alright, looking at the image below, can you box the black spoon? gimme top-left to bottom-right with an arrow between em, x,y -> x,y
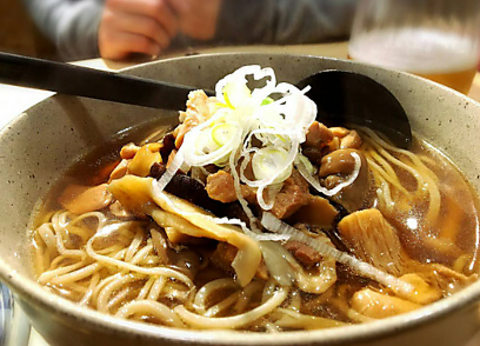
0,52 -> 411,148
297,70 -> 412,149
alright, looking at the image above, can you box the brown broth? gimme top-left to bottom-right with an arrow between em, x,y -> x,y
380,139 -> 480,274
33,122 -> 175,225
29,129 -> 480,330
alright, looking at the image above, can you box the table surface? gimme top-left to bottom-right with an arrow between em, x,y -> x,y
1,42 -> 480,346
1,42 -> 479,125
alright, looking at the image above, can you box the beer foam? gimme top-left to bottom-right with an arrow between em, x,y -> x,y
349,28 -> 480,74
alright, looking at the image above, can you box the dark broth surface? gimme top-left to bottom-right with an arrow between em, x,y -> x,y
29,126 -> 480,331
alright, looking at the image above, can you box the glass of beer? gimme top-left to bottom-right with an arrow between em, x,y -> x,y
349,0 -> 480,94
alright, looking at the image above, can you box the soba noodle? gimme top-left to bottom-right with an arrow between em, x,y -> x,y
30,66 -> 479,331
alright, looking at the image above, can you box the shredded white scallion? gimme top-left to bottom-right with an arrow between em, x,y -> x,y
152,65 -> 365,257
260,212 -> 415,297
147,66 -> 411,296
153,65 -> 327,215
151,180 -> 288,242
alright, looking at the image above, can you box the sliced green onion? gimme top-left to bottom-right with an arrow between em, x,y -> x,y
252,147 -> 293,184
261,97 -> 274,106
223,81 -> 251,109
195,127 -> 218,154
297,153 -> 316,175
212,123 -> 237,147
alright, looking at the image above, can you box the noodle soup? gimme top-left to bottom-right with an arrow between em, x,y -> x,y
30,66 -> 480,332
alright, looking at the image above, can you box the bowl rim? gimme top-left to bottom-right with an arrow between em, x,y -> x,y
1,52 -> 480,344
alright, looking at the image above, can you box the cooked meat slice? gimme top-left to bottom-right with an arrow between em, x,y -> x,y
290,195 -> 338,227
206,170 -> 238,203
351,289 -> 421,319
284,240 -> 322,268
58,184 -> 113,215
281,231 -> 337,294
205,170 -> 257,205
271,170 -> 310,219
120,142 -> 140,160
340,130 -> 362,149
337,208 -> 408,276
240,184 -> 257,204
242,155 -> 256,182
305,121 -> 333,147
174,90 -> 218,148
210,242 -> 268,280
329,127 -> 350,138
319,148 -> 370,212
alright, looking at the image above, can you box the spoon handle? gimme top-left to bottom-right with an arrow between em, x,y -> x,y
0,52 -> 209,110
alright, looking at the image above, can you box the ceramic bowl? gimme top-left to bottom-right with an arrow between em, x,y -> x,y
0,54 -> 480,346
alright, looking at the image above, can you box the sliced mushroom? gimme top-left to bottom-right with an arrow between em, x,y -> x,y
120,142 -> 140,160
109,159 -> 129,182
319,148 -> 370,212
128,143 -> 162,177
290,195 -> 339,227
108,175 -> 262,287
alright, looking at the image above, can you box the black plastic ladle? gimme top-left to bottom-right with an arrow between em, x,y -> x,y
0,52 -> 411,148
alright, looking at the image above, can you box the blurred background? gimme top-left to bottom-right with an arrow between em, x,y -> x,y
0,0 -> 57,59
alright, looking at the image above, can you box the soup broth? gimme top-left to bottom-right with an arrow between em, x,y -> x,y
29,66 -> 480,331
29,128 -> 480,331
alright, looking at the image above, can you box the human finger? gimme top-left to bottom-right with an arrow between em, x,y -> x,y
107,0 -> 179,39
164,0 -> 190,15
108,11 -> 171,49
99,27 -> 161,60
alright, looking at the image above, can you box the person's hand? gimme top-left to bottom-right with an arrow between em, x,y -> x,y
166,0 -> 222,41
98,0 -> 179,60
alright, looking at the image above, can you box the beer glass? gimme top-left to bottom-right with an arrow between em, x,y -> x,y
349,0 -> 480,94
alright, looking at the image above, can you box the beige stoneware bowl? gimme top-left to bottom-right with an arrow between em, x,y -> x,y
1,54 -> 480,346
